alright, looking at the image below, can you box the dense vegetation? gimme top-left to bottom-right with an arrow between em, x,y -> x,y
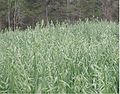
0,21 -> 119,93
0,0 -> 119,30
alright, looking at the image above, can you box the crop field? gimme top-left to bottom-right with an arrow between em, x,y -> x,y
0,21 -> 119,94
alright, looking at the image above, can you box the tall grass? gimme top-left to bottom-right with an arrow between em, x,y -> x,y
0,21 -> 119,94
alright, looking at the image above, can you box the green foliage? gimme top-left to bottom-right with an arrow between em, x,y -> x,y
0,21 -> 119,94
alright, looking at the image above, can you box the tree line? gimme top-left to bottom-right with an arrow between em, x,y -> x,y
0,0 -> 119,30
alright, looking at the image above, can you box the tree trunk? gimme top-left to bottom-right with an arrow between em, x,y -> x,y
7,0 -> 11,30
13,0 -> 17,31
66,0 -> 70,20
44,0 -> 49,25
101,0 -> 112,21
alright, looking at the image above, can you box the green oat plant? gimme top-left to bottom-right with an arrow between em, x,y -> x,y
0,20 -> 119,94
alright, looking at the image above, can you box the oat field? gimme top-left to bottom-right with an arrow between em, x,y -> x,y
0,21 -> 119,94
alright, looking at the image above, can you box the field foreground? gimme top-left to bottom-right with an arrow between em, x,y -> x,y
0,21 -> 119,94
